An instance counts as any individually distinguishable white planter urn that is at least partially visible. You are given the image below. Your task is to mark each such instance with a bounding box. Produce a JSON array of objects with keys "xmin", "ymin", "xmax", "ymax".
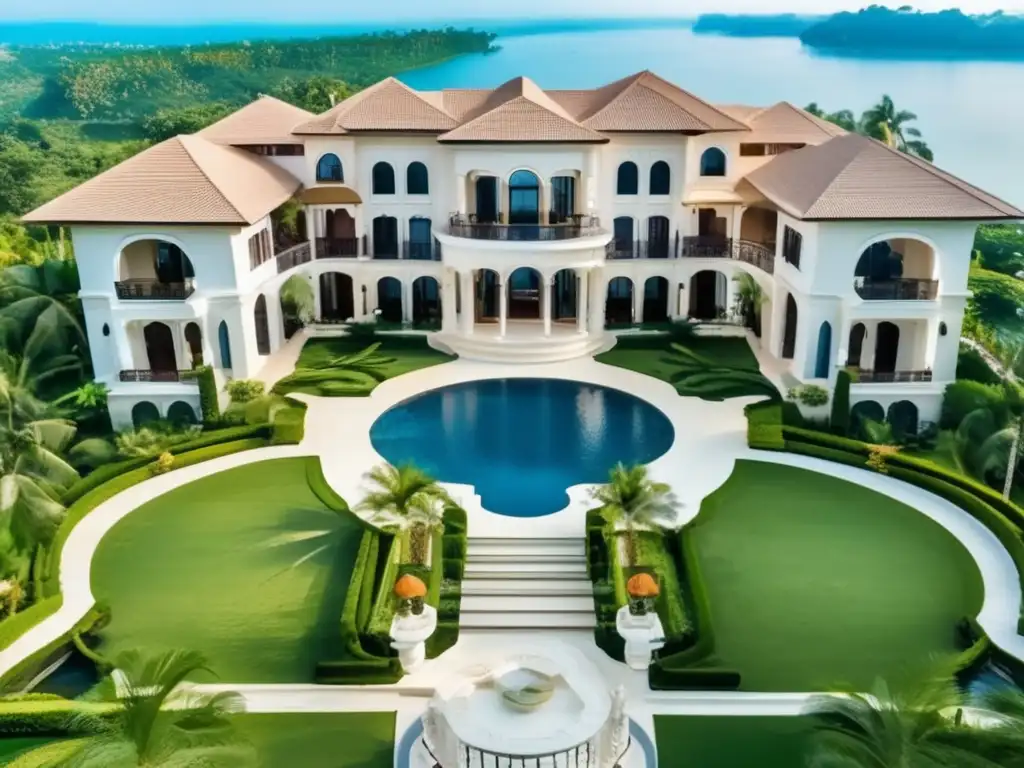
[
  {"xmin": 390, "ymin": 604, "xmax": 437, "ymax": 673},
  {"xmin": 615, "ymin": 605, "xmax": 665, "ymax": 670}
]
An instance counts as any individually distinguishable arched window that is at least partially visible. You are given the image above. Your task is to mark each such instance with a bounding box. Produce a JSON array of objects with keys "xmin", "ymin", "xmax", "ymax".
[
  {"xmin": 218, "ymin": 320, "xmax": 232, "ymax": 369},
  {"xmin": 508, "ymin": 170, "xmax": 541, "ymax": 225},
  {"xmin": 649, "ymin": 161, "xmax": 671, "ymax": 195},
  {"xmin": 616, "ymin": 162, "xmax": 638, "ymax": 195},
  {"xmin": 372, "ymin": 162, "xmax": 396, "ymax": 195},
  {"xmin": 254, "ymin": 294, "xmax": 270, "ymax": 356},
  {"xmin": 814, "ymin": 322, "xmax": 832, "ymax": 379},
  {"xmin": 700, "ymin": 148, "xmax": 727, "ymax": 177},
  {"xmin": 406, "ymin": 162, "xmax": 429, "ymax": 195},
  {"xmin": 316, "ymin": 153, "xmax": 343, "ymax": 182}
]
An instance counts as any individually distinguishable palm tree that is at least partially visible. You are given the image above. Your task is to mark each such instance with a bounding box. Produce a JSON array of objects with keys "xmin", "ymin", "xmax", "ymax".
[
  {"xmin": 860, "ymin": 94, "xmax": 934, "ymax": 161},
  {"xmin": 357, "ymin": 463, "xmax": 452, "ymax": 566},
  {"xmin": 805, "ymin": 103, "xmax": 857, "ymax": 132},
  {"xmin": 11, "ymin": 649, "xmax": 256, "ymax": 767},
  {"xmin": 806, "ymin": 672, "xmax": 1001, "ymax": 768},
  {"xmin": 590, "ymin": 464, "xmax": 681, "ymax": 566},
  {"xmin": 732, "ymin": 272, "xmax": 766, "ymax": 336}
]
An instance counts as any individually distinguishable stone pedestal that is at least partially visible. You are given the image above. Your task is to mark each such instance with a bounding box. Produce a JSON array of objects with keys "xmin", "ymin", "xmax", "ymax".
[
  {"xmin": 615, "ymin": 606, "xmax": 665, "ymax": 670},
  {"xmin": 390, "ymin": 605, "xmax": 437, "ymax": 673}
]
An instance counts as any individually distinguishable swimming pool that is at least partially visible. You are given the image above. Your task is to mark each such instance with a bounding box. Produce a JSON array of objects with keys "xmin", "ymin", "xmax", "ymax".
[{"xmin": 369, "ymin": 378, "xmax": 674, "ymax": 517}]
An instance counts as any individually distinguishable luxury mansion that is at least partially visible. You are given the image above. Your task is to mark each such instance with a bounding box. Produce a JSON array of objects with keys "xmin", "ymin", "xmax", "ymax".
[{"xmin": 24, "ymin": 71, "xmax": 1023, "ymax": 428}]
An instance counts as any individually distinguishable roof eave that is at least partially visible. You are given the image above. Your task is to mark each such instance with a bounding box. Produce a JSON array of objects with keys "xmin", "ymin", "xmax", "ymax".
[
  {"xmin": 802, "ymin": 213, "xmax": 1024, "ymax": 223},
  {"xmin": 21, "ymin": 217, "xmax": 250, "ymax": 227},
  {"xmin": 436, "ymin": 137, "xmax": 609, "ymax": 144}
]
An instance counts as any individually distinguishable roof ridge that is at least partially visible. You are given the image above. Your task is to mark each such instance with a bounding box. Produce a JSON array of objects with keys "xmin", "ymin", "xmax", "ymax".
[
  {"xmin": 580, "ymin": 72, "xmax": 645, "ymax": 125},
  {"xmin": 389, "ymin": 76, "xmax": 455, "ymax": 120},
  {"xmin": 637, "ymin": 70, "xmax": 750, "ymax": 131},
  {"xmin": 438, "ymin": 94, "xmax": 605, "ymax": 142},
  {"xmin": 176, "ymin": 135, "xmax": 248, "ymax": 222}
]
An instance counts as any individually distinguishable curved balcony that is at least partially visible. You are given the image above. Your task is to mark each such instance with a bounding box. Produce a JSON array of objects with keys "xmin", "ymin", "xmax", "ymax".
[
  {"xmin": 447, "ymin": 213, "xmax": 603, "ymax": 242},
  {"xmin": 854, "ymin": 277, "xmax": 939, "ymax": 301}
]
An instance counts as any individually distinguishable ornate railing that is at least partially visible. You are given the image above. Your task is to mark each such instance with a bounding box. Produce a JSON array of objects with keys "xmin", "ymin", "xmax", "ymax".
[
  {"xmin": 401, "ymin": 239, "xmax": 442, "ymax": 261},
  {"xmin": 118, "ymin": 369, "xmax": 198, "ymax": 383},
  {"xmin": 734, "ymin": 239, "xmax": 776, "ymax": 274},
  {"xmin": 315, "ymin": 236, "xmax": 364, "ymax": 259},
  {"xmin": 114, "ymin": 279, "xmax": 194, "ymax": 300},
  {"xmin": 855, "ymin": 278, "xmax": 939, "ymax": 301},
  {"xmin": 605, "ymin": 236, "xmax": 775, "ymax": 273},
  {"xmin": 604, "ymin": 240, "xmax": 673, "ymax": 260},
  {"xmin": 423, "ymin": 736, "xmax": 599, "ymax": 768},
  {"xmin": 275, "ymin": 241, "xmax": 312, "ymax": 273},
  {"xmin": 448, "ymin": 213, "xmax": 603, "ymax": 242},
  {"xmin": 853, "ymin": 369, "xmax": 933, "ymax": 383},
  {"xmin": 680, "ymin": 235, "xmax": 734, "ymax": 259}
]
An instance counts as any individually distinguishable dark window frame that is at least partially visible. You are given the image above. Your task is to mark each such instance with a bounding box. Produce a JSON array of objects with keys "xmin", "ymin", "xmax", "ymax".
[
  {"xmin": 372, "ymin": 162, "xmax": 396, "ymax": 195},
  {"xmin": 649, "ymin": 161, "xmax": 671, "ymax": 195},
  {"xmin": 316, "ymin": 153, "xmax": 343, "ymax": 182},
  {"xmin": 406, "ymin": 162, "xmax": 429, "ymax": 195},
  {"xmin": 616, "ymin": 162, "xmax": 639, "ymax": 195},
  {"xmin": 782, "ymin": 225, "xmax": 802, "ymax": 269},
  {"xmin": 699, "ymin": 147, "xmax": 727, "ymax": 177}
]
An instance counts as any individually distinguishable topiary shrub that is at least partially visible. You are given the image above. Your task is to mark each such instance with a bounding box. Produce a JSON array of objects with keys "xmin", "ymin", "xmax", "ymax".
[
  {"xmin": 189, "ymin": 365, "xmax": 220, "ymax": 424},
  {"xmin": 830, "ymin": 370, "xmax": 851, "ymax": 435},
  {"xmin": 941, "ymin": 380, "xmax": 1010, "ymax": 430},
  {"xmin": 148, "ymin": 452, "xmax": 174, "ymax": 475},
  {"xmin": 224, "ymin": 379, "xmax": 266, "ymax": 404},
  {"xmin": 788, "ymin": 384, "xmax": 829, "ymax": 407}
]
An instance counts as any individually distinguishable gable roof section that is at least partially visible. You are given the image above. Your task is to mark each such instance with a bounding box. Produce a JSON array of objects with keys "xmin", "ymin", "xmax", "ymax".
[
  {"xmin": 199, "ymin": 95, "xmax": 313, "ymax": 146},
  {"xmin": 741, "ymin": 102, "xmax": 847, "ymax": 145},
  {"xmin": 437, "ymin": 76, "xmax": 606, "ymax": 143},
  {"xmin": 292, "ymin": 77, "xmax": 457, "ymax": 134},
  {"xmin": 22, "ymin": 135, "xmax": 301, "ymax": 225},
  {"xmin": 579, "ymin": 71, "xmax": 750, "ymax": 133},
  {"xmin": 742, "ymin": 133, "xmax": 1024, "ymax": 221}
]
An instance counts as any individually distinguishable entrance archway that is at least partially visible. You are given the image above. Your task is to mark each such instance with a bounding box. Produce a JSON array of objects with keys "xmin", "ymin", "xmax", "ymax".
[
  {"xmin": 143, "ymin": 322, "xmax": 176, "ymax": 371},
  {"xmin": 508, "ymin": 267, "xmax": 541, "ymax": 319},
  {"xmin": 851, "ymin": 400, "xmax": 885, "ymax": 439},
  {"xmin": 184, "ymin": 322, "xmax": 203, "ymax": 367},
  {"xmin": 552, "ymin": 269, "xmax": 578, "ymax": 322},
  {"xmin": 605, "ymin": 277, "xmax": 634, "ymax": 326},
  {"xmin": 476, "ymin": 269, "xmax": 499, "ymax": 321},
  {"xmin": 475, "ymin": 176, "xmax": 499, "ymax": 223},
  {"xmin": 643, "ymin": 277, "xmax": 670, "ymax": 323},
  {"xmin": 814, "ymin": 321, "xmax": 832, "ymax": 379},
  {"xmin": 847, "ymin": 323, "xmax": 866, "ymax": 367},
  {"xmin": 689, "ymin": 270, "xmax": 726, "ymax": 321},
  {"xmin": 131, "ymin": 401, "xmax": 160, "ymax": 429},
  {"xmin": 412, "ymin": 276, "xmax": 440, "ymax": 326},
  {"xmin": 325, "ymin": 210, "xmax": 357, "ymax": 256},
  {"xmin": 781, "ymin": 294, "xmax": 798, "ymax": 360},
  {"xmin": 508, "ymin": 170, "xmax": 541, "ymax": 226},
  {"xmin": 875, "ymin": 322, "xmax": 900, "ymax": 373},
  {"xmin": 167, "ymin": 401, "xmax": 197, "ymax": 426},
  {"xmin": 254, "ymin": 295, "xmax": 270, "ymax": 356},
  {"xmin": 377, "ymin": 277, "xmax": 403, "ymax": 323},
  {"xmin": 319, "ymin": 273, "xmax": 354, "ymax": 321}
]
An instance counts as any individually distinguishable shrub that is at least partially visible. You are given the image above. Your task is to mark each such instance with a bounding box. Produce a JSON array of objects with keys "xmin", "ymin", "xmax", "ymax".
[
  {"xmin": 830, "ymin": 370, "xmax": 851, "ymax": 435},
  {"xmin": 190, "ymin": 365, "xmax": 220, "ymax": 424},
  {"xmin": 745, "ymin": 401, "xmax": 784, "ymax": 450},
  {"xmin": 149, "ymin": 452, "xmax": 174, "ymax": 475},
  {"xmin": 271, "ymin": 401, "xmax": 306, "ymax": 445},
  {"xmin": 941, "ymin": 380, "xmax": 1009, "ymax": 429},
  {"xmin": 788, "ymin": 384, "xmax": 829, "ymax": 407},
  {"xmin": 0, "ymin": 700, "xmax": 113, "ymax": 736},
  {"xmin": 225, "ymin": 379, "xmax": 266, "ymax": 404},
  {"xmin": 314, "ymin": 658, "xmax": 402, "ymax": 685},
  {"xmin": 957, "ymin": 345, "xmax": 1002, "ymax": 385}
]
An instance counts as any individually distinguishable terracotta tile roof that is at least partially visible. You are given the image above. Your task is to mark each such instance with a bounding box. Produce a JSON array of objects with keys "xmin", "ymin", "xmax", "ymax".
[
  {"xmin": 22, "ymin": 135, "xmax": 301, "ymax": 225},
  {"xmin": 437, "ymin": 76, "xmax": 606, "ymax": 143},
  {"xmin": 198, "ymin": 95, "xmax": 313, "ymax": 145},
  {"xmin": 578, "ymin": 71, "xmax": 749, "ymax": 133},
  {"xmin": 293, "ymin": 77, "xmax": 457, "ymax": 134},
  {"xmin": 742, "ymin": 133, "xmax": 1024, "ymax": 221},
  {"xmin": 737, "ymin": 102, "xmax": 846, "ymax": 145}
]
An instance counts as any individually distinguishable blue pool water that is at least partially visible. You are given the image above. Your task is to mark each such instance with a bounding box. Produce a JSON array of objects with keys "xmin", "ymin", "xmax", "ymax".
[{"xmin": 369, "ymin": 378, "xmax": 674, "ymax": 517}]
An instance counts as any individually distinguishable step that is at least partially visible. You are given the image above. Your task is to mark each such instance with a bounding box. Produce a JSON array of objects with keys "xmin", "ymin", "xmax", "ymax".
[
  {"xmin": 466, "ymin": 551, "xmax": 587, "ymax": 564},
  {"xmin": 468, "ymin": 541, "xmax": 584, "ymax": 558},
  {"xmin": 459, "ymin": 612, "xmax": 596, "ymax": 630},
  {"xmin": 463, "ymin": 561, "xmax": 588, "ymax": 577},
  {"xmin": 461, "ymin": 595, "xmax": 595, "ymax": 613},
  {"xmin": 461, "ymin": 579, "xmax": 593, "ymax": 596}
]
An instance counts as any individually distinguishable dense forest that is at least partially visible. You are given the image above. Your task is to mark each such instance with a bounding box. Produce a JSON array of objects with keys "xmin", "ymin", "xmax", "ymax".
[{"xmin": 691, "ymin": 14, "xmax": 825, "ymax": 37}]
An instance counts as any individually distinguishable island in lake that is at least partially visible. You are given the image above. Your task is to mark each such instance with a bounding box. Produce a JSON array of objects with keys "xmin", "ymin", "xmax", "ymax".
[{"xmin": 691, "ymin": 13, "xmax": 824, "ymax": 38}]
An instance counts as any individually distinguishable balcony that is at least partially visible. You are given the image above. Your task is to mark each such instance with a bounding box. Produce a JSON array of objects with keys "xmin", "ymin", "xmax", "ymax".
[
  {"xmin": 275, "ymin": 241, "xmax": 313, "ymax": 274},
  {"xmin": 447, "ymin": 213, "xmax": 603, "ymax": 242},
  {"xmin": 680, "ymin": 236, "xmax": 733, "ymax": 259},
  {"xmin": 118, "ymin": 369, "xmax": 199, "ymax": 383},
  {"xmin": 315, "ymin": 236, "xmax": 365, "ymax": 259},
  {"xmin": 605, "ymin": 240, "xmax": 673, "ymax": 260},
  {"xmin": 855, "ymin": 278, "xmax": 939, "ymax": 301},
  {"xmin": 853, "ymin": 369, "xmax": 933, "ymax": 384},
  {"xmin": 114, "ymin": 279, "xmax": 195, "ymax": 301},
  {"xmin": 401, "ymin": 239, "xmax": 442, "ymax": 261}
]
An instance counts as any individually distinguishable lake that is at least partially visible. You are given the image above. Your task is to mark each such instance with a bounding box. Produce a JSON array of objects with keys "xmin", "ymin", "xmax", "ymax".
[{"xmin": 401, "ymin": 26, "xmax": 1024, "ymax": 208}]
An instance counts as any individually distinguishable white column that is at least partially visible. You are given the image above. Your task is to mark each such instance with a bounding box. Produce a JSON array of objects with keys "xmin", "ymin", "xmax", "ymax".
[
  {"xmin": 353, "ymin": 281, "xmax": 363, "ymax": 322},
  {"xmin": 725, "ymin": 273, "xmax": 738, "ymax": 323},
  {"xmin": 441, "ymin": 269, "xmax": 457, "ymax": 333},
  {"xmin": 402, "ymin": 281, "xmax": 414, "ymax": 324},
  {"xmin": 586, "ymin": 148, "xmax": 599, "ymax": 213},
  {"xmin": 576, "ymin": 270, "xmax": 589, "ymax": 334},
  {"xmin": 113, "ymin": 320, "xmax": 134, "ymax": 373},
  {"xmin": 460, "ymin": 271, "xmax": 474, "ymax": 335},
  {"xmin": 542, "ymin": 275, "xmax": 554, "ymax": 336},
  {"xmin": 498, "ymin": 279, "xmax": 508, "ymax": 338},
  {"xmin": 456, "ymin": 174, "xmax": 467, "ymax": 215},
  {"xmin": 312, "ymin": 273, "xmax": 322, "ymax": 321},
  {"xmin": 632, "ymin": 282, "xmax": 644, "ymax": 325},
  {"xmin": 541, "ymin": 182, "xmax": 551, "ymax": 224},
  {"xmin": 589, "ymin": 269, "xmax": 604, "ymax": 333}
]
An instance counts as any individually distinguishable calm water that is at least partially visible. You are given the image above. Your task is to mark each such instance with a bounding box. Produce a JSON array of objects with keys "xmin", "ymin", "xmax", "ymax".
[
  {"xmin": 369, "ymin": 378, "xmax": 674, "ymax": 517},
  {"xmin": 401, "ymin": 27, "xmax": 1024, "ymax": 207}
]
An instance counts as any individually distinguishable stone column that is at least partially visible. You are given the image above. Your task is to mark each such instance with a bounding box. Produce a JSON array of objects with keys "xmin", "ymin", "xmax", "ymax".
[
  {"xmin": 589, "ymin": 269, "xmax": 604, "ymax": 333},
  {"xmin": 402, "ymin": 280, "xmax": 414, "ymax": 324},
  {"xmin": 498, "ymin": 278, "xmax": 508, "ymax": 338},
  {"xmin": 543, "ymin": 275, "xmax": 553, "ymax": 336},
  {"xmin": 541, "ymin": 181, "xmax": 551, "ymax": 225},
  {"xmin": 441, "ymin": 269, "xmax": 457, "ymax": 333},
  {"xmin": 353, "ymin": 281, "xmax": 364, "ymax": 322},
  {"xmin": 632, "ymin": 282, "xmax": 644, "ymax": 325},
  {"xmin": 460, "ymin": 271, "xmax": 474, "ymax": 335},
  {"xmin": 725, "ymin": 272, "xmax": 738, "ymax": 323},
  {"xmin": 576, "ymin": 270, "xmax": 589, "ymax": 334},
  {"xmin": 312, "ymin": 273, "xmax": 322, "ymax": 321},
  {"xmin": 114, "ymin": 320, "xmax": 134, "ymax": 372},
  {"xmin": 456, "ymin": 174, "xmax": 467, "ymax": 215}
]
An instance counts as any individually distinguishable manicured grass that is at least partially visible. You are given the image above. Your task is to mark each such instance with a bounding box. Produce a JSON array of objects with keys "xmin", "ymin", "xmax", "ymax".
[
  {"xmin": 654, "ymin": 715, "xmax": 814, "ymax": 768},
  {"xmin": 92, "ymin": 458, "xmax": 364, "ymax": 683},
  {"xmin": 690, "ymin": 460, "xmax": 984, "ymax": 691},
  {"xmin": 235, "ymin": 712, "xmax": 394, "ymax": 768},
  {"xmin": 0, "ymin": 738, "xmax": 65, "ymax": 765}
]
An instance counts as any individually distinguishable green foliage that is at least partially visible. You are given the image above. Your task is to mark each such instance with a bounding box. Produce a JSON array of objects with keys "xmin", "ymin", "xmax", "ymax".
[
  {"xmin": 0, "ymin": 602, "xmax": 108, "ymax": 691},
  {"xmin": 660, "ymin": 341, "xmax": 779, "ymax": 401},
  {"xmin": 969, "ymin": 264, "xmax": 1024, "ymax": 331},
  {"xmin": 0, "ymin": 594, "xmax": 62, "ymax": 650},
  {"xmin": 974, "ymin": 223, "xmax": 1024, "ymax": 275},
  {"xmin": 941, "ymin": 380, "xmax": 1011, "ymax": 429},
  {"xmin": 188, "ymin": 365, "xmax": 219, "ymax": 424},
  {"xmin": 957, "ymin": 344, "xmax": 1002, "ymax": 385},
  {"xmin": 272, "ymin": 76, "xmax": 355, "ymax": 113},
  {"xmin": 224, "ymin": 379, "xmax": 265, "ymax": 404},
  {"xmin": 830, "ymin": 370, "xmax": 852, "ymax": 435},
  {"xmin": 113, "ymin": 422, "xmax": 202, "ymax": 458},
  {"xmin": 140, "ymin": 101, "xmax": 236, "ymax": 141},
  {"xmin": 745, "ymin": 401, "xmax": 785, "ymax": 450},
  {"xmin": 787, "ymin": 384, "xmax": 829, "ymax": 407},
  {"xmin": 271, "ymin": 401, "xmax": 306, "ymax": 445}
]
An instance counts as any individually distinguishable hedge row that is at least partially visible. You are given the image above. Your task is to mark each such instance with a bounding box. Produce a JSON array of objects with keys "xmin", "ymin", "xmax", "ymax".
[
  {"xmin": 270, "ymin": 401, "xmax": 307, "ymax": 445},
  {"xmin": 0, "ymin": 596, "xmax": 63, "ymax": 652},
  {"xmin": 0, "ymin": 699, "xmax": 116, "ymax": 736},
  {"xmin": 745, "ymin": 400, "xmax": 785, "ymax": 450}
]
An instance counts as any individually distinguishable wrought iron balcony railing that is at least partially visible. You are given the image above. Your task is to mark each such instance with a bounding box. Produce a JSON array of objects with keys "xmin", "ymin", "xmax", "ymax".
[
  {"xmin": 275, "ymin": 241, "xmax": 312, "ymax": 273},
  {"xmin": 853, "ymin": 369, "xmax": 933, "ymax": 383},
  {"xmin": 118, "ymin": 369, "xmax": 199, "ymax": 383},
  {"xmin": 114, "ymin": 279, "xmax": 194, "ymax": 300},
  {"xmin": 447, "ymin": 213, "xmax": 602, "ymax": 241},
  {"xmin": 855, "ymin": 278, "xmax": 939, "ymax": 301}
]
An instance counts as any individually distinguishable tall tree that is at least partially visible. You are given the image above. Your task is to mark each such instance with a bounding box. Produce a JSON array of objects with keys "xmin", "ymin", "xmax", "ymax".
[
  {"xmin": 804, "ymin": 102, "xmax": 857, "ymax": 132},
  {"xmin": 860, "ymin": 94, "xmax": 934, "ymax": 161},
  {"xmin": 590, "ymin": 463, "xmax": 680, "ymax": 566}
]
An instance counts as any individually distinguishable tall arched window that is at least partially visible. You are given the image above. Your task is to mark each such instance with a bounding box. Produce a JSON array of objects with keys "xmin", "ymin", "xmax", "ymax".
[
  {"xmin": 372, "ymin": 162, "xmax": 396, "ymax": 195},
  {"xmin": 254, "ymin": 294, "xmax": 270, "ymax": 356},
  {"xmin": 700, "ymin": 148, "xmax": 727, "ymax": 177},
  {"xmin": 316, "ymin": 153, "xmax": 343, "ymax": 182},
  {"xmin": 406, "ymin": 162, "xmax": 429, "ymax": 195},
  {"xmin": 616, "ymin": 162, "xmax": 638, "ymax": 195},
  {"xmin": 649, "ymin": 161, "xmax": 671, "ymax": 195},
  {"xmin": 218, "ymin": 320, "xmax": 232, "ymax": 369}
]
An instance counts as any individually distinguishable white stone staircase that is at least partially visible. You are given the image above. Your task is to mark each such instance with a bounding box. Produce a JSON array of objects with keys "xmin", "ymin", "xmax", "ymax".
[{"xmin": 459, "ymin": 537, "xmax": 596, "ymax": 631}]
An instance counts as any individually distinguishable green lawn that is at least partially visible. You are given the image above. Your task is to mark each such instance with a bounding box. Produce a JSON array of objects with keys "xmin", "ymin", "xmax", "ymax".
[
  {"xmin": 236, "ymin": 712, "xmax": 395, "ymax": 767},
  {"xmin": 654, "ymin": 716, "xmax": 814, "ymax": 768},
  {"xmin": 274, "ymin": 334, "xmax": 455, "ymax": 396},
  {"xmin": 92, "ymin": 458, "xmax": 363, "ymax": 683},
  {"xmin": 689, "ymin": 460, "xmax": 984, "ymax": 691},
  {"xmin": 0, "ymin": 738, "xmax": 66, "ymax": 766}
]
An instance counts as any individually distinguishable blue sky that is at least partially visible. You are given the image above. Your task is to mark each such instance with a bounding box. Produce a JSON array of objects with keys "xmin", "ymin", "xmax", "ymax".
[{"xmin": 1, "ymin": 0, "xmax": 1022, "ymax": 22}]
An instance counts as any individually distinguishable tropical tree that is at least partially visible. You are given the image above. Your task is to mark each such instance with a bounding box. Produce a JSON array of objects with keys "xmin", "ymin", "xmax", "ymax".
[
  {"xmin": 805, "ymin": 102, "xmax": 857, "ymax": 132},
  {"xmin": 860, "ymin": 94, "xmax": 934, "ymax": 161},
  {"xmin": 590, "ymin": 464, "xmax": 681, "ymax": 566},
  {"xmin": 806, "ymin": 672, "xmax": 1001, "ymax": 768},
  {"xmin": 11, "ymin": 649, "xmax": 256, "ymax": 767},
  {"xmin": 357, "ymin": 463, "xmax": 452, "ymax": 566},
  {"xmin": 732, "ymin": 272, "xmax": 767, "ymax": 335}
]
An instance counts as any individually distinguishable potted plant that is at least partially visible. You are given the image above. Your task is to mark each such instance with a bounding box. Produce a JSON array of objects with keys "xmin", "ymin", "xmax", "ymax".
[
  {"xmin": 626, "ymin": 572, "xmax": 659, "ymax": 617},
  {"xmin": 394, "ymin": 574, "xmax": 427, "ymax": 617}
]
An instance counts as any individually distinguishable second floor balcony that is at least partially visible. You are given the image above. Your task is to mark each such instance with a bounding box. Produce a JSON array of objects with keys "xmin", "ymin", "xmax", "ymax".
[
  {"xmin": 854, "ymin": 277, "xmax": 939, "ymax": 301},
  {"xmin": 118, "ymin": 368, "xmax": 198, "ymax": 383},
  {"xmin": 115, "ymin": 279, "xmax": 195, "ymax": 301},
  {"xmin": 314, "ymin": 236, "xmax": 441, "ymax": 261},
  {"xmin": 447, "ymin": 213, "xmax": 603, "ymax": 242},
  {"xmin": 606, "ymin": 235, "xmax": 776, "ymax": 274}
]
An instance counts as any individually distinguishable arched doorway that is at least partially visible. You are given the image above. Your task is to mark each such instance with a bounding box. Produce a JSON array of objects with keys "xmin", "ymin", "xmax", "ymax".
[
  {"xmin": 254, "ymin": 294, "xmax": 270, "ymax": 356},
  {"xmin": 814, "ymin": 322, "xmax": 832, "ymax": 379},
  {"xmin": 508, "ymin": 267, "xmax": 541, "ymax": 319},
  {"xmin": 325, "ymin": 210, "xmax": 357, "ymax": 256},
  {"xmin": 874, "ymin": 322, "xmax": 900, "ymax": 373},
  {"xmin": 643, "ymin": 277, "xmax": 669, "ymax": 323},
  {"xmin": 475, "ymin": 176, "xmax": 499, "ymax": 223},
  {"xmin": 319, "ymin": 273, "xmax": 353, "ymax": 321},
  {"xmin": 508, "ymin": 170, "xmax": 541, "ymax": 226},
  {"xmin": 647, "ymin": 217, "xmax": 670, "ymax": 259},
  {"xmin": 888, "ymin": 400, "xmax": 919, "ymax": 441},
  {"xmin": 372, "ymin": 216, "xmax": 399, "ymax": 259},
  {"xmin": 612, "ymin": 217, "xmax": 634, "ymax": 259},
  {"xmin": 184, "ymin": 322, "xmax": 203, "ymax": 368},
  {"xmin": 143, "ymin": 322, "xmax": 176, "ymax": 371},
  {"xmin": 218, "ymin": 321, "xmax": 232, "ymax": 369},
  {"xmin": 377, "ymin": 277, "xmax": 403, "ymax": 323},
  {"xmin": 851, "ymin": 400, "xmax": 885, "ymax": 439},
  {"xmin": 131, "ymin": 401, "xmax": 160, "ymax": 429},
  {"xmin": 605, "ymin": 277, "xmax": 634, "ymax": 326},
  {"xmin": 118, "ymin": 240, "xmax": 195, "ymax": 296},
  {"xmin": 475, "ymin": 269, "xmax": 499, "ymax": 321},
  {"xmin": 167, "ymin": 401, "xmax": 198, "ymax": 426},
  {"xmin": 781, "ymin": 294, "xmax": 798, "ymax": 360},
  {"xmin": 552, "ymin": 269, "xmax": 577, "ymax": 322},
  {"xmin": 689, "ymin": 271, "xmax": 726, "ymax": 321},
  {"xmin": 847, "ymin": 323, "xmax": 866, "ymax": 367},
  {"xmin": 412, "ymin": 276, "xmax": 440, "ymax": 326}
]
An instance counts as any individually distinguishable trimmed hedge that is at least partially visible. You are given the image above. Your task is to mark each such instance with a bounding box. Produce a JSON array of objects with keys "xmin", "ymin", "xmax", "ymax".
[
  {"xmin": 271, "ymin": 401, "xmax": 307, "ymax": 445},
  {"xmin": 0, "ymin": 596, "xmax": 63, "ymax": 652},
  {"xmin": 0, "ymin": 700, "xmax": 115, "ymax": 736},
  {"xmin": 190, "ymin": 365, "xmax": 220, "ymax": 424},
  {"xmin": 745, "ymin": 400, "xmax": 785, "ymax": 450},
  {"xmin": 830, "ymin": 369, "xmax": 851, "ymax": 435}
]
